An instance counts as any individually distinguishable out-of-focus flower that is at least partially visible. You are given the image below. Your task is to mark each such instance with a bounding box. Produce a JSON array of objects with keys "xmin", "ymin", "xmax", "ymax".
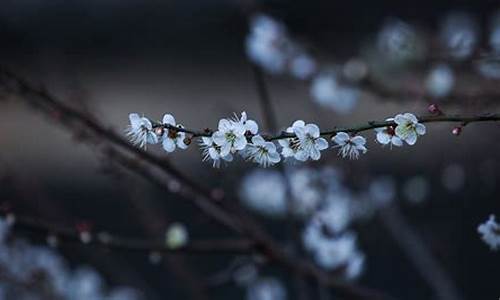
[
  {"xmin": 476, "ymin": 54, "xmax": 500, "ymax": 79},
  {"xmin": 125, "ymin": 113, "xmax": 158, "ymax": 148},
  {"xmin": 240, "ymin": 170, "xmax": 287, "ymax": 217},
  {"xmin": 343, "ymin": 58, "xmax": 368, "ymax": 82},
  {"xmin": 200, "ymin": 136, "xmax": 233, "ymax": 168},
  {"xmin": 440, "ymin": 12, "xmax": 478, "ymax": 60},
  {"xmin": 161, "ymin": 114, "xmax": 188, "ymax": 153},
  {"xmin": 332, "ymin": 132, "xmax": 367, "ymax": 159},
  {"xmin": 377, "ymin": 19, "xmax": 425, "ymax": 63},
  {"xmin": 165, "ymin": 223, "xmax": 188, "ymax": 249},
  {"xmin": 288, "ymin": 168, "xmax": 324, "ymax": 217},
  {"xmin": 290, "ymin": 54, "xmax": 317, "ymax": 79},
  {"xmin": 403, "ymin": 175, "xmax": 429, "ymax": 204},
  {"xmin": 394, "ymin": 113, "xmax": 426, "ymax": 145},
  {"xmin": 212, "ymin": 118, "xmax": 248, "ymax": 156},
  {"xmin": 314, "ymin": 192, "xmax": 352, "ymax": 233},
  {"xmin": 369, "ymin": 176, "xmax": 396, "ymax": 207},
  {"xmin": 244, "ymin": 135, "xmax": 281, "ymax": 167},
  {"xmin": 246, "ymin": 277, "xmax": 286, "ymax": 300},
  {"xmin": 425, "ymin": 64, "xmax": 455, "ymax": 98},
  {"xmin": 311, "ymin": 73, "xmax": 359, "ymax": 114},
  {"xmin": 477, "ymin": 215, "xmax": 500, "ymax": 250},
  {"xmin": 375, "ymin": 119, "xmax": 403, "ymax": 148},
  {"xmin": 489, "ymin": 11, "xmax": 500, "ymax": 52}
]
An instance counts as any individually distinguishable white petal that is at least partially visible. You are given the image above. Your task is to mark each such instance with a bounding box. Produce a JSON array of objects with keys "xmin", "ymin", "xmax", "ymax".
[
  {"xmin": 240, "ymin": 111, "xmax": 248, "ymax": 122},
  {"xmin": 405, "ymin": 132, "xmax": 417, "ymax": 145},
  {"xmin": 404, "ymin": 113, "xmax": 418, "ymax": 123},
  {"xmin": 281, "ymin": 147, "xmax": 294, "ymax": 157},
  {"xmin": 305, "ymin": 124, "xmax": 320, "ymax": 138},
  {"xmin": 201, "ymin": 136, "xmax": 212, "ymax": 145},
  {"xmin": 294, "ymin": 150, "xmax": 309, "ymax": 161},
  {"xmin": 245, "ymin": 120, "xmax": 259, "ymax": 134},
  {"xmin": 269, "ymin": 152, "xmax": 281, "ymax": 163},
  {"xmin": 356, "ymin": 144, "xmax": 368, "ymax": 153},
  {"xmin": 394, "ymin": 114, "xmax": 407, "ymax": 125},
  {"xmin": 310, "ymin": 147, "xmax": 321, "ymax": 160},
  {"xmin": 223, "ymin": 154, "xmax": 233, "ymax": 162},
  {"xmin": 176, "ymin": 137, "xmax": 188, "ymax": 149},
  {"xmin": 251, "ymin": 135, "xmax": 265, "ymax": 145},
  {"xmin": 376, "ymin": 132, "xmax": 391, "ymax": 144},
  {"xmin": 294, "ymin": 126, "xmax": 306, "ymax": 139},
  {"xmin": 333, "ymin": 132, "xmax": 350, "ymax": 145},
  {"xmin": 208, "ymin": 148, "xmax": 220, "ymax": 160},
  {"xmin": 351, "ymin": 136, "xmax": 366, "ymax": 146},
  {"xmin": 212, "ymin": 132, "xmax": 226, "ymax": 146},
  {"xmin": 233, "ymin": 136, "xmax": 248, "ymax": 150},
  {"xmin": 416, "ymin": 123, "xmax": 426, "ymax": 135},
  {"xmin": 232, "ymin": 122, "xmax": 247, "ymax": 135},
  {"xmin": 292, "ymin": 120, "xmax": 305, "ymax": 128},
  {"xmin": 218, "ymin": 119, "xmax": 232, "ymax": 131},
  {"xmin": 265, "ymin": 141, "xmax": 277, "ymax": 152},
  {"xmin": 391, "ymin": 136, "xmax": 403, "ymax": 147},
  {"xmin": 162, "ymin": 138, "xmax": 176, "ymax": 152},
  {"xmin": 162, "ymin": 114, "xmax": 176, "ymax": 126},
  {"xmin": 129, "ymin": 113, "xmax": 141, "ymax": 128},
  {"xmin": 220, "ymin": 143, "xmax": 231, "ymax": 157},
  {"xmin": 147, "ymin": 133, "xmax": 159, "ymax": 144},
  {"xmin": 315, "ymin": 138, "xmax": 329, "ymax": 150},
  {"xmin": 142, "ymin": 117, "xmax": 153, "ymax": 130}
]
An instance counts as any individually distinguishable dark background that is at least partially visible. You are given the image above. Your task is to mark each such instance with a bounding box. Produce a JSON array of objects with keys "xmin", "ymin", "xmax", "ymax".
[{"xmin": 0, "ymin": 1, "xmax": 499, "ymax": 299}]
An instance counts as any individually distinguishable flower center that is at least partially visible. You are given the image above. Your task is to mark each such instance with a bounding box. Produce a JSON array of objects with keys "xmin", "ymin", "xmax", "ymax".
[{"xmin": 225, "ymin": 132, "xmax": 236, "ymax": 143}]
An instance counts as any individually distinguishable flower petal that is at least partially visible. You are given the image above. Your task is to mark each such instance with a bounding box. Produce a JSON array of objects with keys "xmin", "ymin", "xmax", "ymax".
[
  {"xmin": 416, "ymin": 123, "xmax": 426, "ymax": 135},
  {"xmin": 405, "ymin": 132, "xmax": 417, "ymax": 145},
  {"xmin": 162, "ymin": 138, "xmax": 176, "ymax": 152},
  {"xmin": 233, "ymin": 135, "xmax": 248, "ymax": 150},
  {"xmin": 315, "ymin": 138, "xmax": 329, "ymax": 150},
  {"xmin": 376, "ymin": 132, "xmax": 391, "ymax": 144},
  {"xmin": 212, "ymin": 131, "xmax": 226, "ymax": 146},
  {"xmin": 162, "ymin": 114, "xmax": 176, "ymax": 126},
  {"xmin": 333, "ymin": 132, "xmax": 349, "ymax": 145},
  {"xmin": 305, "ymin": 124, "xmax": 320, "ymax": 138},
  {"xmin": 245, "ymin": 120, "xmax": 259, "ymax": 134},
  {"xmin": 129, "ymin": 113, "xmax": 141, "ymax": 128},
  {"xmin": 351, "ymin": 136, "xmax": 366, "ymax": 146}
]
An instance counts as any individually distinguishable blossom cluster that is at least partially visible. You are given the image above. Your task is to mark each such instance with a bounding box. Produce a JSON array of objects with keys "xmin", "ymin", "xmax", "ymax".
[
  {"xmin": 477, "ymin": 215, "xmax": 500, "ymax": 250},
  {"xmin": 126, "ymin": 112, "xmax": 426, "ymax": 167},
  {"xmin": 0, "ymin": 217, "xmax": 142, "ymax": 300}
]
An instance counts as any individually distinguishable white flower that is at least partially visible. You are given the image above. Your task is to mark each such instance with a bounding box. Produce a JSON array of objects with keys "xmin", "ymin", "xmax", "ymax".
[
  {"xmin": 244, "ymin": 135, "xmax": 281, "ymax": 167},
  {"xmin": 477, "ymin": 215, "xmax": 500, "ymax": 250},
  {"xmin": 125, "ymin": 113, "xmax": 158, "ymax": 148},
  {"xmin": 280, "ymin": 120, "xmax": 328, "ymax": 161},
  {"xmin": 240, "ymin": 170, "xmax": 287, "ymax": 217},
  {"xmin": 199, "ymin": 136, "xmax": 233, "ymax": 168},
  {"xmin": 232, "ymin": 111, "xmax": 259, "ymax": 134},
  {"xmin": 425, "ymin": 64, "xmax": 455, "ymax": 98},
  {"xmin": 332, "ymin": 132, "xmax": 367, "ymax": 159},
  {"xmin": 374, "ymin": 118, "xmax": 403, "ymax": 148},
  {"xmin": 212, "ymin": 118, "xmax": 248, "ymax": 156},
  {"xmin": 161, "ymin": 114, "xmax": 188, "ymax": 153},
  {"xmin": 394, "ymin": 113, "xmax": 426, "ymax": 145}
]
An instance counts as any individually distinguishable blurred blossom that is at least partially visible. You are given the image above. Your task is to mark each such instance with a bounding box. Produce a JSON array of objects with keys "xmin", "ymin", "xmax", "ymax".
[
  {"xmin": 315, "ymin": 192, "xmax": 353, "ymax": 233},
  {"xmin": 345, "ymin": 251, "xmax": 366, "ymax": 280},
  {"xmin": 246, "ymin": 14, "xmax": 316, "ymax": 80},
  {"xmin": 369, "ymin": 176, "xmax": 396, "ymax": 207},
  {"xmin": 310, "ymin": 72, "xmax": 359, "ymax": 114},
  {"xmin": 403, "ymin": 175, "xmax": 429, "ymax": 204},
  {"xmin": 165, "ymin": 223, "xmax": 188, "ymax": 249},
  {"xmin": 489, "ymin": 11, "xmax": 500, "ymax": 52},
  {"xmin": 476, "ymin": 54, "xmax": 500, "ymax": 79},
  {"xmin": 441, "ymin": 163, "xmax": 465, "ymax": 192},
  {"xmin": 377, "ymin": 19, "xmax": 425, "ymax": 63},
  {"xmin": 425, "ymin": 64, "xmax": 455, "ymax": 98},
  {"xmin": 240, "ymin": 169, "xmax": 287, "ymax": 217},
  {"xmin": 246, "ymin": 277, "xmax": 286, "ymax": 300},
  {"xmin": 288, "ymin": 168, "xmax": 323, "ymax": 217},
  {"xmin": 290, "ymin": 54, "xmax": 317, "ymax": 79},
  {"xmin": 233, "ymin": 263, "xmax": 258, "ymax": 286},
  {"xmin": 440, "ymin": 12, "xmax": 478, "ymax": 60},
  {"xmin": 0, "ymin": 217, "xmax": 142, "ymax": 299},
  {"xmin": 343, "ymin": 58, "xmax": 368, "ymax": 82},
  {"xmin": 477, "ymin": 215, "xmax": 500, "ymax": 250}
]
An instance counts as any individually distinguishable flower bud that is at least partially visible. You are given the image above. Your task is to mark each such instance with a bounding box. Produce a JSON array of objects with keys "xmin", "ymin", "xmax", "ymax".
[
  {"xmin": 452, "ymin": 126, "xmax": 462, "ymax": 136},
  {"xmin": 427, "ymin": 103, "xmax": 441, "ymax": 115}
]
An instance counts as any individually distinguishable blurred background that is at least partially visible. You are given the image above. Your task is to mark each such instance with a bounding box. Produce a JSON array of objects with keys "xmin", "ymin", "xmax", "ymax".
[{"xmin": 0, "ymin": 1, "xmax": 500, "ymax": 299}]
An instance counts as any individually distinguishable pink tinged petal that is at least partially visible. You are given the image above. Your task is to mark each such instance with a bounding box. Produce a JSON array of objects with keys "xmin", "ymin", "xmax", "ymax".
[
  {"xmin": 351, "ymin": 136, "xmax": 366, "ymax": 146},
  {"xmin": 245, "ymin": 120, "xmax": 259, "ymax": 134},
  {"xmin": 310, "ymin": 147, "xmax": 321, "ymax": 160},
  {"xmin": 162, "ymin": 114, "xmax": 176, "ymax": 126},
  {"xmin": 415, "ymin": 123, "xmax": 426, "ymax": 135},
  {"xmin": 129, "ymin": 113, "xmax": 142, "ymax": 128},
  {"xmin": 405, "ymin": 132, "xmax": 417, "ymax": 145},
  {"xmin": 333, "ymin": 132, "xmax": 350, "ymax": 145},
  {"xmin": 292, "ymin": 120, "xmax": 305, "ymax": 128},
  {"xmin": 394, "ymin": 114, "xmax": 407, "ymax": 125},
  {"xmin": 162, "ymin": 138, "xmax": 176, "ymax": 152},
  {"xmin": 212, "ymin": 132, "xmax": 226, "ymax": 145},
  {"xmin": 376, "ymin": 132, "xmax": 391, "ymax": 144},
  {"xmin": 404, "ymin": 113, "xmax": 418, "ymax": 123},
  {"xmin": 233, "ymin": 136, "xmax": 248, "ymax": 150},
  {"xmin": 220, "ymin": 143, "xmax": 231, "ymax": 157},
  {"xmin": 391, "ymin": 136, "xmax": 403, "ymax": 147},
  {"xmin": 315, "ymin": 138, "xmax": 329, "ymax": 150},
  {"xmin": 305, "ymin": 124, "xmax": 320, "ymax": 138}
]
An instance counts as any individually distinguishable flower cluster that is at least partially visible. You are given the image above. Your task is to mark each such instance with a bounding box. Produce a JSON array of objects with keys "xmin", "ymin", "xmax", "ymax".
[
  {"xmin": 126, "ymin": 111, "xmax": 428, "ymax": 166},
  {"xmin": 0, "ymin": 217, "xmax": 142, "ymax": 300},
  {"xmin": 477, "ymin": 215, "xmax": 500, "ymax": 250}
]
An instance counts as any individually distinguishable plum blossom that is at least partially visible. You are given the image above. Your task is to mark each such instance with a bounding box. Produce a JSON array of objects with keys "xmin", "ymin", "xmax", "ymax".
[
  {"xmin": 244, "ymin": 135, "xmax": 281, "ymax": 167},
  {"xmin": 394, "ymin": 113, "xmax": 426, "ymax": 145},
  {"xmin": 332, "ymin": 132, "xmax": 367, "ymax": 159},
  {"xmin": 125, "ymin": 113, "xmax": 158, "ymax": 148},
  {"xmin": 232, "ymin": 111, "xmax": 259, "ymax": 134},
  {"xmin": 199, "ymin": 136, "xmax": 233, "ymax": 168},
  {"xmin": 286, "ymin": 121, "xmax": 329, "ymax": 161},
  {"xmin": 374, "ymin": 119, "xmax": 403, "ymax": 148},
  {"xmin": 212, "ymin": 118, "xmax": 248, "ymax": 156},
  {"xmin": 161, "ymin": 114, "xmax": 188, "ymax": 153},
  {"xmin": 477, "ymin": 215, "xmax": 500, "ymax": 250},
  {"xmin": 240, "ymin": 169, "xmax": 287, "ymax": 217}
]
